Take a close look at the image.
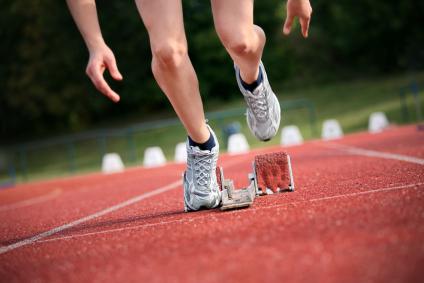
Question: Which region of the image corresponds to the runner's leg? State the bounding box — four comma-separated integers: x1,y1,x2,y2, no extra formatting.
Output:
211,0,281,142
211,0,265,83
135,0,209,143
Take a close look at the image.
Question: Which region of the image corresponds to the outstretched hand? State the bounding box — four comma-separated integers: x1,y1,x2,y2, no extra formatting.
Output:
283,0,312,38
86,44,123,102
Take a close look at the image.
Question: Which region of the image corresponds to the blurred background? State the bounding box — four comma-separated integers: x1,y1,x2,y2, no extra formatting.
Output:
0,0,423,184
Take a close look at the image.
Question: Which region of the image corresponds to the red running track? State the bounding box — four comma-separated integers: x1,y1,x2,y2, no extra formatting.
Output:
0,125,423,283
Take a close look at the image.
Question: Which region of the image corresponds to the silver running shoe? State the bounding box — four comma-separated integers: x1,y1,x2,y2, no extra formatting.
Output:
183,125,221,212
235,61,281,141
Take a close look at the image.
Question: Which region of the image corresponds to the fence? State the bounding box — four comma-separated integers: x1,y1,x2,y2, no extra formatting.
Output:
0,98,316,186
400,81,422,122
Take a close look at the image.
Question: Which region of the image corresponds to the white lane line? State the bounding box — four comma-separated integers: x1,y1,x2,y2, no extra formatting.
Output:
0,153,253,255
261,182,424,210
0,180,182,255
39,217,191,243
39,182,424,244
307,183,423,202
325,143,424,165
0,189,62,213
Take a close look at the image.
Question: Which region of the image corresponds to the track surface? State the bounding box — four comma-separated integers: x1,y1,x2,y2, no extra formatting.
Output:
0,125,423,283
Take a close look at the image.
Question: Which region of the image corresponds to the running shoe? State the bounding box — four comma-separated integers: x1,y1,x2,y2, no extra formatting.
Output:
183,125,221,211
235,61,281,141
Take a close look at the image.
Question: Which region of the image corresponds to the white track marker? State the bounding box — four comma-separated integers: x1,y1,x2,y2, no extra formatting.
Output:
143,147,166,167
322,119,343,140
368,112,389,133
280,125,303,146
102,153,125,174
0,180,181,255
326,143,424,165
0,189,61,213
40,182,423,243
227,133,250,155
174,142,187,163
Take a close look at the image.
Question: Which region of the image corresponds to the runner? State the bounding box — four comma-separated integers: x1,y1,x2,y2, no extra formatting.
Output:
66,0,312,211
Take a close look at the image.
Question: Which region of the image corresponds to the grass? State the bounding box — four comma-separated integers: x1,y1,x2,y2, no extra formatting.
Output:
283,73,424,134
1,72,423,184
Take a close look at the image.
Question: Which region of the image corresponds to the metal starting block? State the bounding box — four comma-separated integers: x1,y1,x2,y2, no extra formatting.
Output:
218,151,295,211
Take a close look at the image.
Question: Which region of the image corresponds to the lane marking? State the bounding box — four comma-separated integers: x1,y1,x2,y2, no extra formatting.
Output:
0,180,181,255
39,182,424,244
39,218,192,243
0,154,252,255
0,189,62,213
325,143,424,165
260,182,423,210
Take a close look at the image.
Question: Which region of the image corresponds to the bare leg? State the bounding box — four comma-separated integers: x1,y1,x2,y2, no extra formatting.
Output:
211,0,265,84
135,0,209,143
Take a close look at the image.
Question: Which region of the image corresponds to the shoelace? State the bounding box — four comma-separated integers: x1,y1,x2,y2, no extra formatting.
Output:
247,85,269,120
193,153,214,191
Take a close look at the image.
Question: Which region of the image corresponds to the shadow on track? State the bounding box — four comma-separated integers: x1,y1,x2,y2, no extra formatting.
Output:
1,209,187,246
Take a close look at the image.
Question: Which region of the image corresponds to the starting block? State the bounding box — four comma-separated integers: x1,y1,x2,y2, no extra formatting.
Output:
217,151,295,211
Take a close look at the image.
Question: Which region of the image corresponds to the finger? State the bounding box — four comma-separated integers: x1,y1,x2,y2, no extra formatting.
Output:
105,56,123,81
300,17,311,38
88,69,120,102
283,14,294,35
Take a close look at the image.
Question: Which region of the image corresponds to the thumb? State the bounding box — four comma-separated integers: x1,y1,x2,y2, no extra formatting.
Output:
106,57,123,81
283,14,294,35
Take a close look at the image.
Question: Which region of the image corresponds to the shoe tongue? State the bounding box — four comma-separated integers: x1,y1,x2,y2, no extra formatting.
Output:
251,83,264,96
191,146,211,154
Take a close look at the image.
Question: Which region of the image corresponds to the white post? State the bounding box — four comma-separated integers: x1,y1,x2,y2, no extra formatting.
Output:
368,112,389,133
280,125,304,146
322,119,343,140
143,147,166,167
174,142,187,163
227,133,250,155
102,153,125,174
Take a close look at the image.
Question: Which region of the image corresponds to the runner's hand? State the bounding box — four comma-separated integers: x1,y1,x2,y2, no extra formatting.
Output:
283,0,312,38
86,44,123,102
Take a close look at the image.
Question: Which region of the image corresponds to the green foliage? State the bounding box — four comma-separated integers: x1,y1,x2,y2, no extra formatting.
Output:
0,0,423,142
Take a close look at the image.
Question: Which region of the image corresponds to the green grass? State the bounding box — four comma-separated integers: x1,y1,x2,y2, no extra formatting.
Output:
282,73,424,135
2,72,423,183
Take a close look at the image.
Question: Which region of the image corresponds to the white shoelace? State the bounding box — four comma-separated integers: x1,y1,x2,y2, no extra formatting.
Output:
193,154,213,190
247,85,269,120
